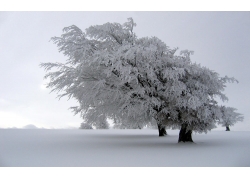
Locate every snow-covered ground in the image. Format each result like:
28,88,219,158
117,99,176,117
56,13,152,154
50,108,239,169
0,129,249,167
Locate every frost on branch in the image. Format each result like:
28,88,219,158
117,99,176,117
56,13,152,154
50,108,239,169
40,18,243,141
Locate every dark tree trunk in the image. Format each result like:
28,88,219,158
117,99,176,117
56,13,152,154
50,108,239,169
178,124,193,143
157,123,167,137
226,126,230,131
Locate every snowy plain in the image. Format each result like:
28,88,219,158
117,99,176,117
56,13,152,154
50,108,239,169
0,129,249,167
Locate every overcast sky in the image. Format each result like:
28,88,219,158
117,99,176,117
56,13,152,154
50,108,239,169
0,11,249,130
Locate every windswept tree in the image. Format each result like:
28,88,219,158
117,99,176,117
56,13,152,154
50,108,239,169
174,65,243,138
219,106,243,131
152,57,240,142
41,18,242,142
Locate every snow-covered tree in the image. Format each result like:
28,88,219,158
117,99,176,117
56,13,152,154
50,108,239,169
41,18,242,142
79,122,93,129
171,61,239,142
151,56,240,142
219,106,243,131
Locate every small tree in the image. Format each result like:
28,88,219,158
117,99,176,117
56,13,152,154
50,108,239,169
219,106,243,131
80,122,93,129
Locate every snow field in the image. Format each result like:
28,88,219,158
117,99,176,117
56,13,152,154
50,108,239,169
0,129,249,166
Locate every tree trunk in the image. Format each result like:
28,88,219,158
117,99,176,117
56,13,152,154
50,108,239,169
178,124,193,143
226,126,230,131
157,123,167,137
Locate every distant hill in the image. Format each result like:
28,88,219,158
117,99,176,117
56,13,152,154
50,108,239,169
22,124,38,129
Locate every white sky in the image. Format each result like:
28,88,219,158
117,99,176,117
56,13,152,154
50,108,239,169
0,2,250,129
